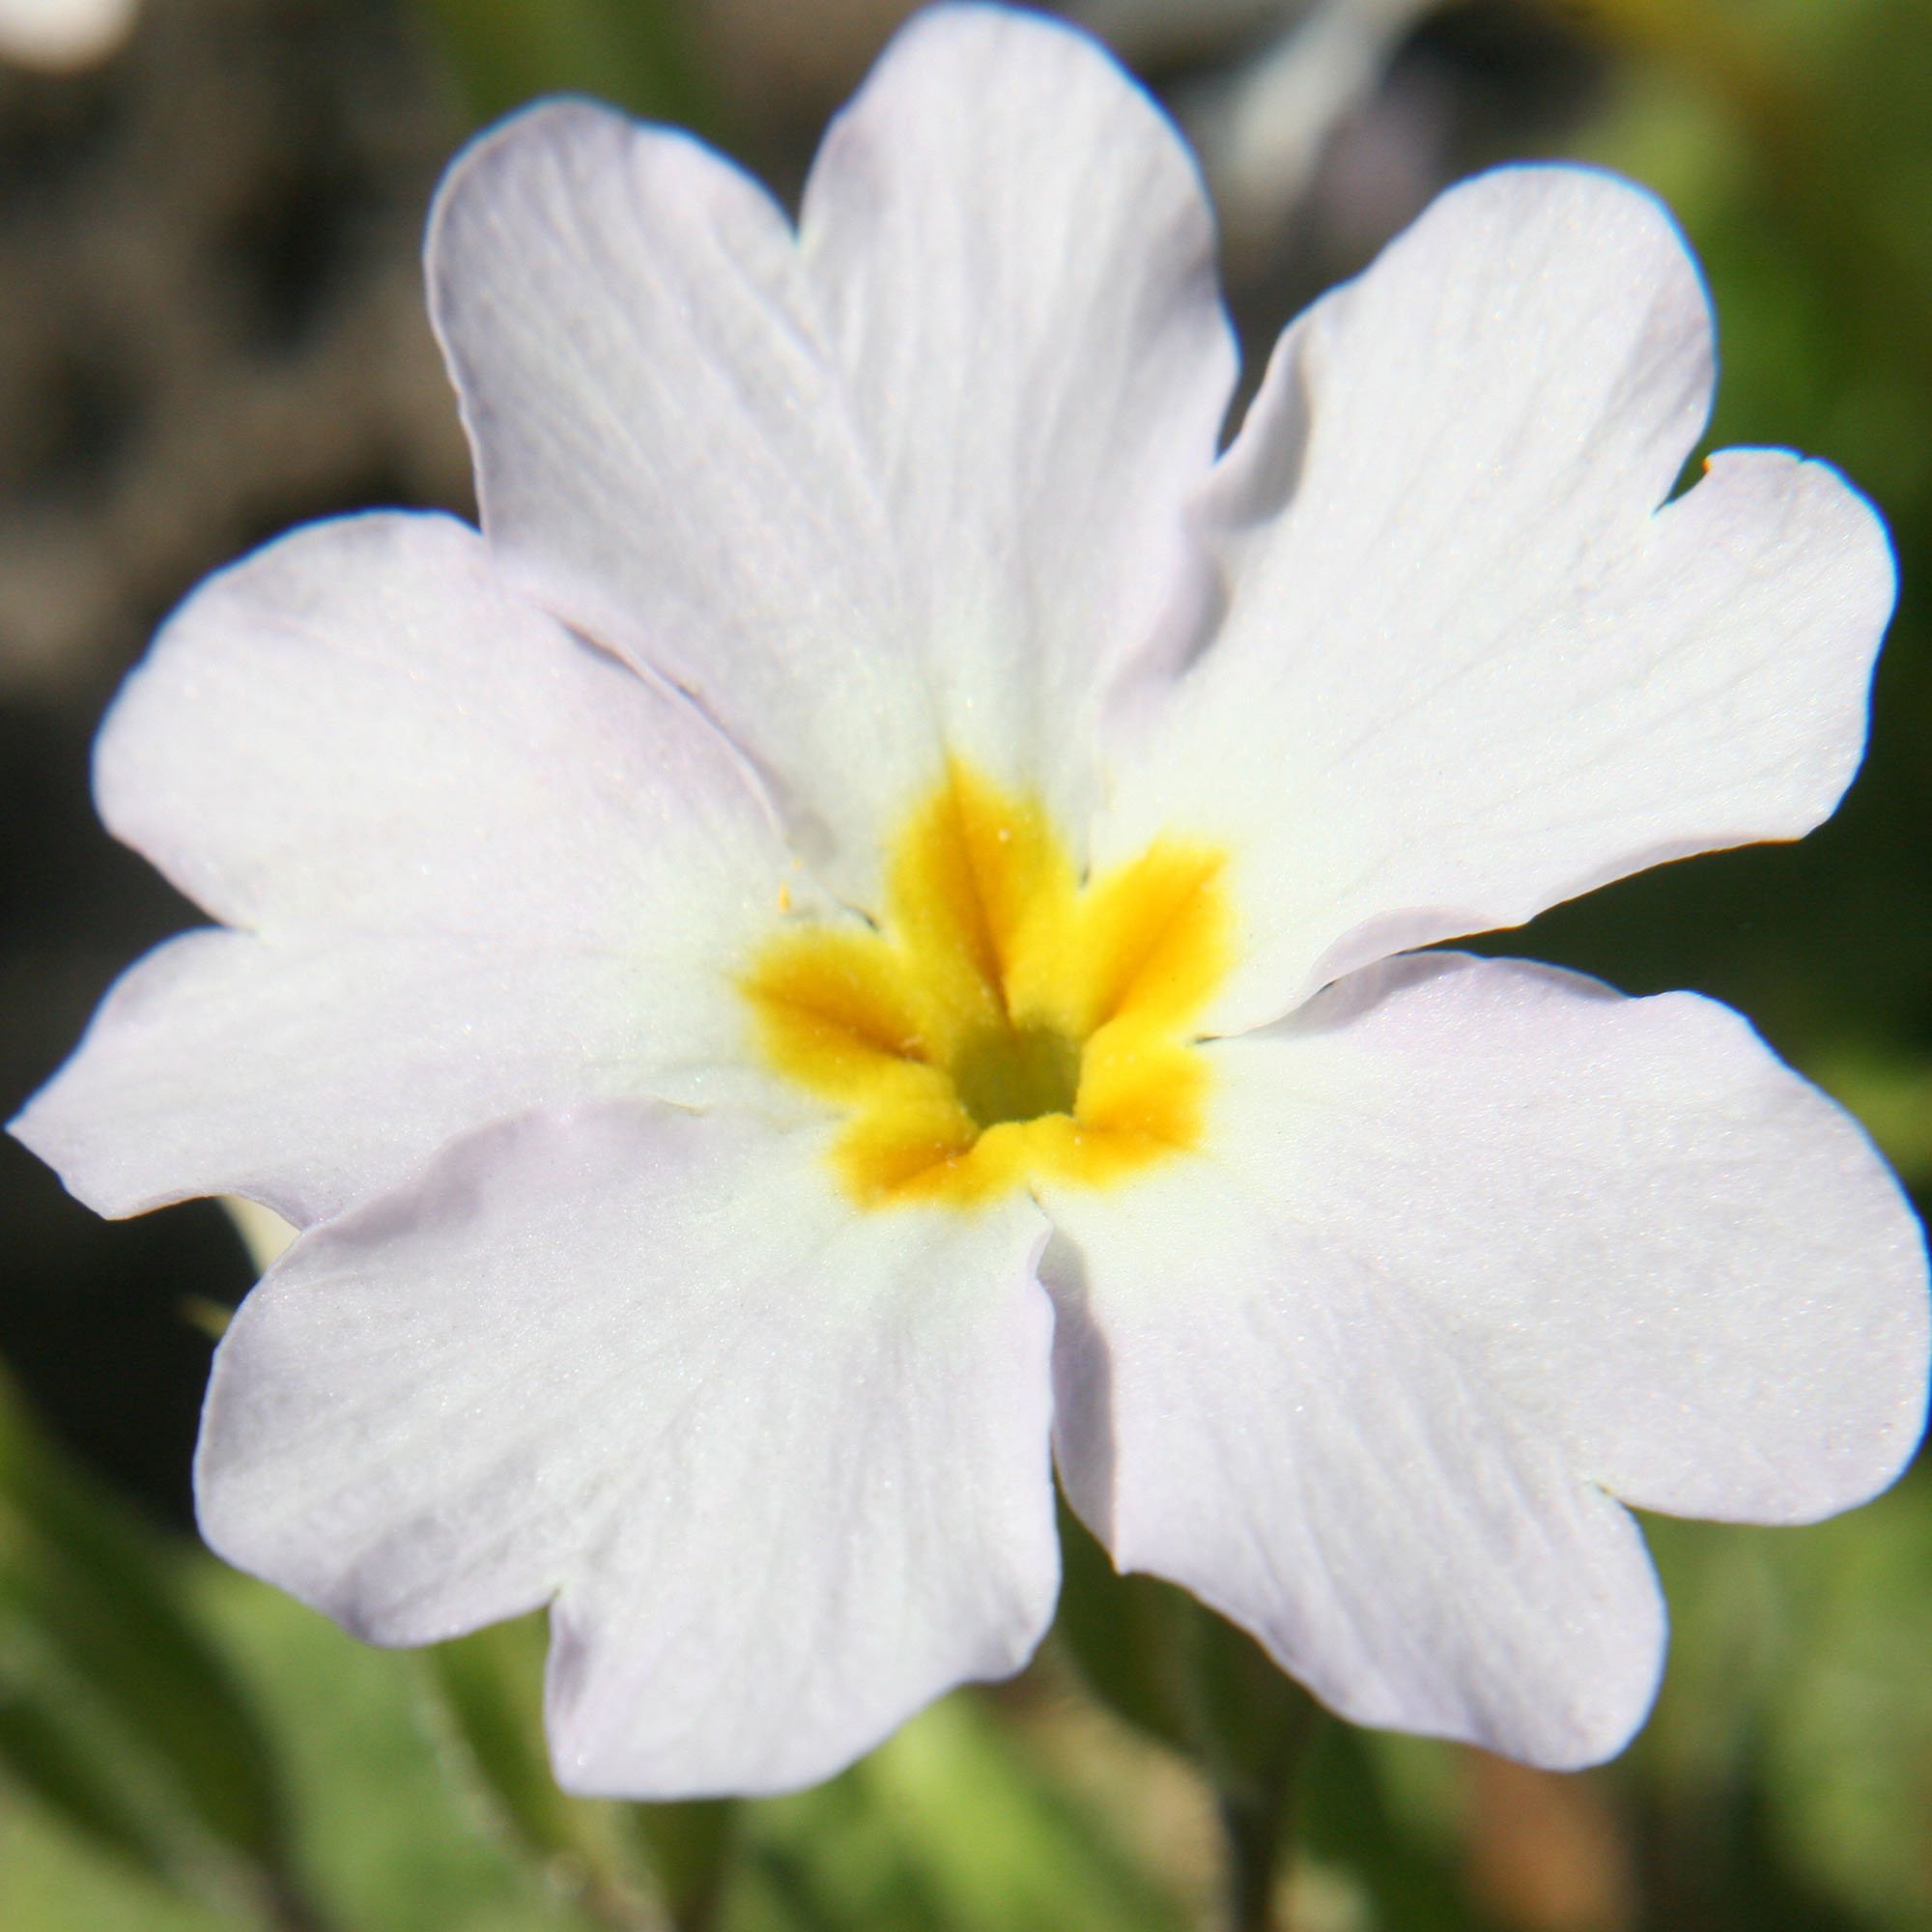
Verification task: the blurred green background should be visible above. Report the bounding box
[1,2,1928,1928]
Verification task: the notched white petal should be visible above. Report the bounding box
[1235,952,1930,1524]
[11,511,789,1226]
[1041,1153,1668,1769]
[197,1102,1061,1797]
[427,99,926,889]
[799,1,1236,832]
[1042,951,1927,1765]
[1100,166,1897,1029]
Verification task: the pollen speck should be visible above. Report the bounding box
[742,760,1231,1208]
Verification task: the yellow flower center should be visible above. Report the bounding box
[743,760,1232,1209]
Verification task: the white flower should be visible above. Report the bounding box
[0,0,134,70]
[13,2,1928,1799]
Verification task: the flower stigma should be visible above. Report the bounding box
[744,760,1232,1209]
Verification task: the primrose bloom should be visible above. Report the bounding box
[14,3,1929,1797]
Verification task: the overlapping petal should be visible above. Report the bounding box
[198,1102,1059,1797]
[13,513,790,1224]
[1042,1161,1666,1769]
[1100,166,1895,1030]
[799,3,1235,837]
[428,99,920,884]
[1043,952,1927,1764]
[430,3,1233,892]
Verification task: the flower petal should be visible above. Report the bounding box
[196,1102,1059,1798]
[1042,954,1927,1766]
[11,513,790,1225]
[1234,953,1929,1519]
[1043,1166,1664,1769]
[428,99,924,884]
[798,3,1236,834]
[430,7,1235,888]
[1100,167,1895,1028]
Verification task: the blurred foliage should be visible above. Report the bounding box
[0,1367,298,1919]
[5,1,1932,1930]
[415,0,720,133]
[1633,1474,1932,1932]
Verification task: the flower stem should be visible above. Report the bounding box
[1179,1603,1325,1932]
[629,1798,739,1932]
[1213,1698,1323,1932]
